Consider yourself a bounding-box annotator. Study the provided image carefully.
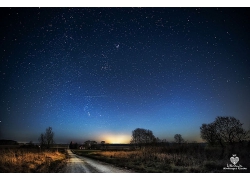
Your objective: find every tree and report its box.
[38,133,45,148]
[38,127,55,149]
[74,142,78,149]
[69,141,78,149]
[130,128,156,148]
[200,123,217,146]
[200,116,249,147]
[44,127,54,148]
[174,134,184,144]
[69,141,73,149]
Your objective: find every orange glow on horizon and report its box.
[99,133,131,144]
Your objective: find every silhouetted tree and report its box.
[155,137,161,143]
[200,123,218,146]
[174,134,184,144]
[45,127,54,148]
[38,127,55,149]
[84,140,97,149]
[200,116,249,147]
[69,141,79,149]
[74,143,78,149]
[38,133,46,148]
[69,141,73,149]
[130,128,156,148]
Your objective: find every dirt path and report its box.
[63,149,134,173]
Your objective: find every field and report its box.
[72,143,250,173]
[1,143,249,173]
[0,147,68,173]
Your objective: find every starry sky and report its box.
[0,7,250,144]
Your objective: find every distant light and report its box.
[102,133,130,144]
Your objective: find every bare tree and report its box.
[130,128,156,148]
[45,127,54,148]
[38,133,45,148]
[38,127,55,149]
[200,116,249,147]
[200,123,218,146]
[174,134,184,144]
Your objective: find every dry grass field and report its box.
[73,143,250,173]
[0,147,68,173]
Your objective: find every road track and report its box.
[64,149,134,173]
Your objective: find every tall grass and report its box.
[0,148,67,173]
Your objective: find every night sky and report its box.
[0,7,250,144]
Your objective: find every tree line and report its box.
[37,116,249,149]
[130,128,186,148]
[130,116,249,147]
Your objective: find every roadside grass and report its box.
[73,143,250,173]
[0,148,68,173]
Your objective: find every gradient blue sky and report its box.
[0,6,250,144]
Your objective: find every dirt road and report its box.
[63,149,134,173]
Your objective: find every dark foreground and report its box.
[0,143,249,173]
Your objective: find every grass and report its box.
[72,143,250,173]
[0,148,68,173]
